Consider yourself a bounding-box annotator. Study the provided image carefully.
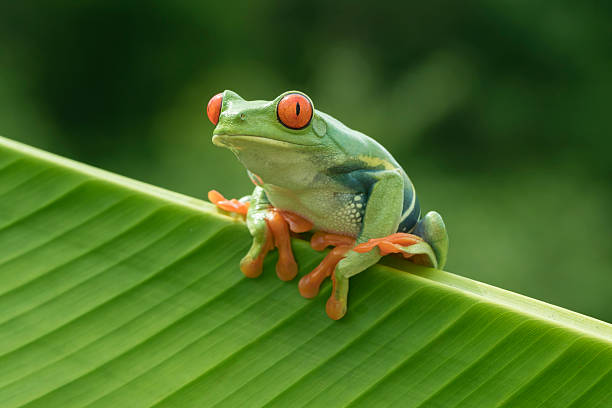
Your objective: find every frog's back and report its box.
[321,112,421,233]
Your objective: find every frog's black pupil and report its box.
[296,102,301,116]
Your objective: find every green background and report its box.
[0,1,610,321]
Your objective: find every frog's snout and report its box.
[206,91,247,127]
[217,110,248,129]
[229,111,247,123]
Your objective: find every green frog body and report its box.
[207,90,448,319]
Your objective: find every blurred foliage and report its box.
[0,0,610,321]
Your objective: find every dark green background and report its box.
[1,1,610,321]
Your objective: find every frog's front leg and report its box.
[327,170,404,320]
[240,186,299,281]
[240,186,274,278]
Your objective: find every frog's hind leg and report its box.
[413,211,448,269]
[353,211,448,269]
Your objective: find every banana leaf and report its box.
[0,136,610,407]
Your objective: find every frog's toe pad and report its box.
[298,274,321,299]
[240,256,264,279]
[326,296,347,320]
[276,257,298,281]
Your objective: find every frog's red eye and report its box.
[206,93,223,125]
[277,93,313,129]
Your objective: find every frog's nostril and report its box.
[240,113,246,121]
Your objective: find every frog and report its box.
[205,90,448,320]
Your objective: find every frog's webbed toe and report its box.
[265,210,299,281]
[298,232,355,299]
[208,190,250,215]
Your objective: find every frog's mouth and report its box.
[212,134,316,148]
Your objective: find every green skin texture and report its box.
[211,90,448,318]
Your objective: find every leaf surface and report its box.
[0,137,610,408]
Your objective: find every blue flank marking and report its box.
[326,164,421,234]
[326,167,379,193]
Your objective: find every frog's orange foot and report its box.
[234,209,299,281]
[298,232,355,299]
[353,232,423,258]
[208,191,315,282]
[266,210,299,281]
[299,246,350,298]
[208,190,249,215]
[265,210,317,281]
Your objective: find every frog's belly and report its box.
[266,188,366,237]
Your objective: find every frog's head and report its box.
[208,90,328,148]
[206,90,333,183]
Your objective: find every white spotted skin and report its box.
[263,183,367,237]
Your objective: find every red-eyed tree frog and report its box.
[206,90,448,320]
